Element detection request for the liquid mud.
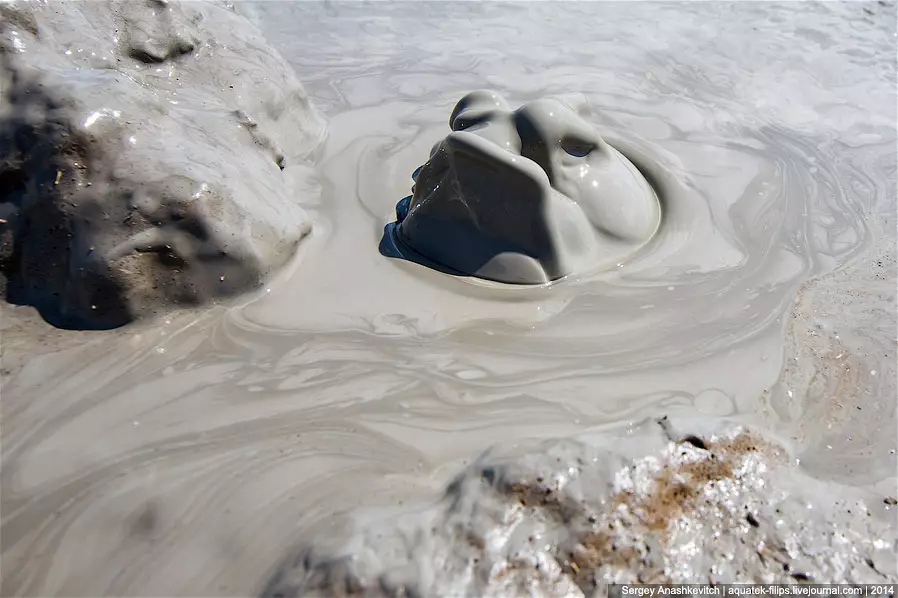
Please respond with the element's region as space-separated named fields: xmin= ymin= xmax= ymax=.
xmin=1 ymin=2 xmax=895 ymax=595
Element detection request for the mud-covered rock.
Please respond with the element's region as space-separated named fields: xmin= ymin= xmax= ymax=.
xmin=0 ymin=0 xmax=325 ymax=328
xmin=262 ymin=416 xmax=897 ymax=597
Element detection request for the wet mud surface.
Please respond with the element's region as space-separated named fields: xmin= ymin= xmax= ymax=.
xmin=2 ymin=2 xmax=896 ymax=596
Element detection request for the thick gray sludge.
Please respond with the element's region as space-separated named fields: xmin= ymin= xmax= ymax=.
xmin=0 ymin=0 xmax=324 ymax=328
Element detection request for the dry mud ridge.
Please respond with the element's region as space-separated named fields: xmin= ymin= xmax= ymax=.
xmin=0 ymin=0 xmax=324 ymax=329
xmin=263 ymin=417 xmax=897 ymax=597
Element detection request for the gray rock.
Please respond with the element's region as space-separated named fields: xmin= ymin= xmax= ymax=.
xmin=262 ymin=416 xmax=897 ymax=597
xmin=0 ymin=0 xmax=325 ymax=328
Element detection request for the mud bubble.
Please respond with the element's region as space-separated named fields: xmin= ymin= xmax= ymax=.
xmin=382 ymin=91 xmax=662 ymax=285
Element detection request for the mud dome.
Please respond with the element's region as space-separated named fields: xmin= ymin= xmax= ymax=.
xmin=263 ymin=417 xmax=897 ymax=597
xmin=0 ymin=0 xmax=324 ymax=328
xmin=386 ymin=91 xmax=661 ymax=284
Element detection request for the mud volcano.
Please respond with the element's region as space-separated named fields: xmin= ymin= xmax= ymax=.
xmin=386 ymin=91 xmax=662 ymax=284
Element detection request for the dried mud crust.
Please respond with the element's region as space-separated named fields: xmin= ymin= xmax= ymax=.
xmin=557 ymin=431 xmax=785 ymax=589
xmin=0 ymin=0 xmax=324 ymax=329
xmin=262 ymin=418 xmax=897 ymax=597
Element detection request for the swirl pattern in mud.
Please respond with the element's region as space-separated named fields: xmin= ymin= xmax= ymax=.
xmin=1 ymin=2 xmax=895 ymax=596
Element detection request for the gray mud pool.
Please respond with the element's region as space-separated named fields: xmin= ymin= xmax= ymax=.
xmin=1 ymin=2 xmax=896 ymax=596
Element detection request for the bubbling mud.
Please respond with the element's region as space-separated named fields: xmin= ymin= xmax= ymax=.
xmin=383 ymin=91 xmax=662 ymax=284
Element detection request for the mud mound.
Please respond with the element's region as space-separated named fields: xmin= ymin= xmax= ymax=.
xmin=0 ymin=0 xmax=325 ymax=328
xmin=385 ymin=91 xmax=661 ymax=285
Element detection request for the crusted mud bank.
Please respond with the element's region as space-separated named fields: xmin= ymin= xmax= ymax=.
xmin=263 ymin=417 xmax=897 ymax=597
xmin=0 ymin=0 xmax=324 ymax=328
